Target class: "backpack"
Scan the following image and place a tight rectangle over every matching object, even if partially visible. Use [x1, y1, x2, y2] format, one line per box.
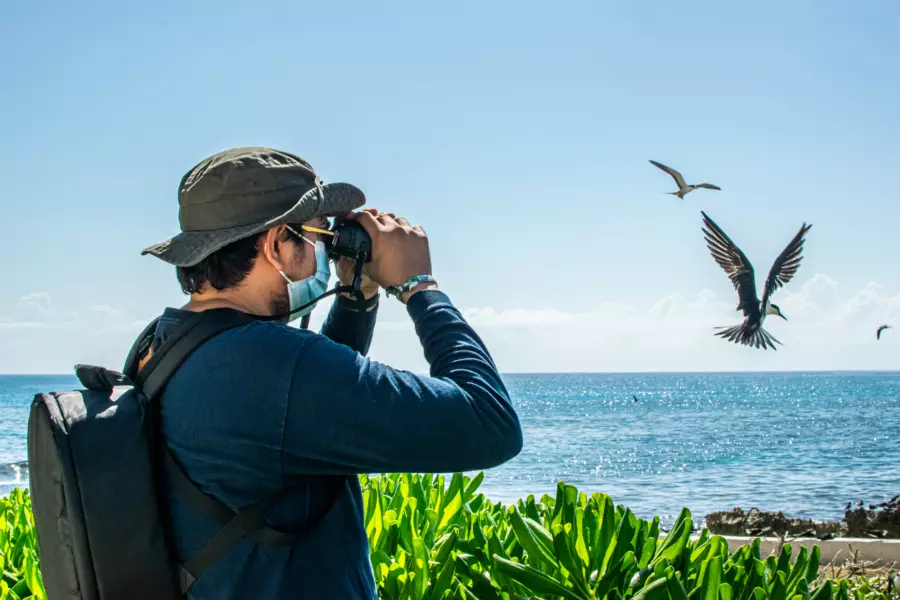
[27, 308, 303, 599]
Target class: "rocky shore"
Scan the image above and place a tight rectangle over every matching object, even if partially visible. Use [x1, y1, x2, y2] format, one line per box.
[705, 495, 900, 539]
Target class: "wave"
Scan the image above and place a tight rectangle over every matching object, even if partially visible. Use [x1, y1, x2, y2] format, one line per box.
[0, 461, 29, 495]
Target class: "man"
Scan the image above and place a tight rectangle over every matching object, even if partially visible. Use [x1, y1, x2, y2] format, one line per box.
[139, 147, 523, 598]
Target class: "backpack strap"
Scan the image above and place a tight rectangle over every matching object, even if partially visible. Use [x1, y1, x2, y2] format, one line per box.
[123, 316, 161, 381]
[134, 308, 303, 593]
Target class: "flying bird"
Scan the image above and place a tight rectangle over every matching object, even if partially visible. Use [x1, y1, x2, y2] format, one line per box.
[702, 211, 812, 350]
[877, 324, 892, 340]
[632, 395, 639, 403]
[649, 160, 721, 199]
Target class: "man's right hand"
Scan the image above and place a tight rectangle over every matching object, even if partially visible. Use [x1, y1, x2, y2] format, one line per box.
[353, 209, 436, 302]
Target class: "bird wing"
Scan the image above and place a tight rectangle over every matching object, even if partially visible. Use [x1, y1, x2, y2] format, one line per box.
[701, 211, 758, 315]
[649, 160, 687, 188]
[696, 183, 721, 190]
[877, 325, 891, 339]
[761, 222, 813, 305]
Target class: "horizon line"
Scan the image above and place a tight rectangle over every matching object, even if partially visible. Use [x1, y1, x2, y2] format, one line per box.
[3, 369, 900, 377]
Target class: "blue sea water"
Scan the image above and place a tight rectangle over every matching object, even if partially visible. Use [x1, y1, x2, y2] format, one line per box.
[1, 372, 897, 525]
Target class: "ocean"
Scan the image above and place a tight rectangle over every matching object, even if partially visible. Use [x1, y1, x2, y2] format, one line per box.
[1, 372, 897, 525]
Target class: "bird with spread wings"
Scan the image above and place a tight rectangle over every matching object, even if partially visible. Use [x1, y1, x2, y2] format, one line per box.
[701, 211, 812, 350]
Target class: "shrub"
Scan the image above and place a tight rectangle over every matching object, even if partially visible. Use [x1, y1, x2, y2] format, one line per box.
[1, 475, 890, 600]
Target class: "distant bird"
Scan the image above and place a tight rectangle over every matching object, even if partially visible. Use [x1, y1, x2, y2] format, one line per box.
[891, 495, 899, 503]
[702, 211, 812, 350]
[632, 395, 639, 403]
[887, 570, 899, 595]
[857, 500, 864, 508]
[845, 502, 852, 510]
[877, 324, 892, 340]
[649, 160, 721, 199]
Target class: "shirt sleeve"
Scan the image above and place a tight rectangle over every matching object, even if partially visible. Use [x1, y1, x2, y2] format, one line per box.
[281, 290, 523, 476]
[318, 293, 379, 355]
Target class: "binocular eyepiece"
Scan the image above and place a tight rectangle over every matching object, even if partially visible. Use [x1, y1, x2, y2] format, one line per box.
[324, 219, 373, 263]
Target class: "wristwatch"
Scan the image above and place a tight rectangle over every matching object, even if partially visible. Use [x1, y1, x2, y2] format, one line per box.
[385, 275, 436, 300]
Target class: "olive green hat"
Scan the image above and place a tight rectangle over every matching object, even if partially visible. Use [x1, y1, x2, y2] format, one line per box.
[142, 146, 365, 267]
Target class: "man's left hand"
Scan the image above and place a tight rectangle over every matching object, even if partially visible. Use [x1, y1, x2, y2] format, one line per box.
[336, 256, 380, 300]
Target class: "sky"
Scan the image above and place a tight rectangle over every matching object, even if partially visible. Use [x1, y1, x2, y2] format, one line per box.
[2, 0, 899, 373]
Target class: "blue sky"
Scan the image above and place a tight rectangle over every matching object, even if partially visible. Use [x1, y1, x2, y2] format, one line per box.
[2, 0, 899, 373]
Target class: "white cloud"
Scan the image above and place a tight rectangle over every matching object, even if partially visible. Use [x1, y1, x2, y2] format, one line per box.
[17, 291, 55, 317]
[367, 274, 900, 373]
[89, 304, 122, 319]
[1, 274, 898, 373]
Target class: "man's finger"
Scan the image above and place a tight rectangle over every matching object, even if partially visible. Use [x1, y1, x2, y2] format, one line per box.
[355, 210, 386, 235]
[396, 217, 410, 228]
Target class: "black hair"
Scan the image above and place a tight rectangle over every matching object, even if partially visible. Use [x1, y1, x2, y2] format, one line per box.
[176, 232, 266, 295]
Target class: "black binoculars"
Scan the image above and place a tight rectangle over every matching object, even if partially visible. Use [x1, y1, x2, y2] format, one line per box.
[324, 219, 373, 263]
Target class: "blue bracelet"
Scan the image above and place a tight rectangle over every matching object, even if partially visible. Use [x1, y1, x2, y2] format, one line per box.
[385, 275, 436, 299]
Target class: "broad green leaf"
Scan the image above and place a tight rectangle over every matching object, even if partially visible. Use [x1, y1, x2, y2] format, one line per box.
[720, 582, 733, 600]
[595, 493, 616, 570]
[602, 507, 636, 578]
[786, 547, 808, 597]
[553, 525, 591, 597]
[432, 529, 458, 565]
[809, 582, 832, 600]
[771, 571, 788, 600]
[411, 537, 429, 600]
[667, 571, 690, 600]
[633, 577, 670, 600]
[835, 580, 849, 600]
[438, 491, 463, 533]
[427, 558, 456, 600]
[805, 547, 820, 584]
[492, 556, 588, 600]
[698, 556, 723, 600]
[638, 538, 662, 569]
[574, 507, 590, 569]
[796, 579, 811, 600]
[508, 507, 557, 569]
[654, 510, 693, 567]
[776, 545, 792, 577]
[463, 473, 484, 500]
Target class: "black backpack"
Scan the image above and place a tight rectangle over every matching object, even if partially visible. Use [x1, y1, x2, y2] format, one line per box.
[27, 309, 303, 599]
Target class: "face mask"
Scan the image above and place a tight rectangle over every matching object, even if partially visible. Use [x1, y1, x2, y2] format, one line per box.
[279, 234, 331, 321]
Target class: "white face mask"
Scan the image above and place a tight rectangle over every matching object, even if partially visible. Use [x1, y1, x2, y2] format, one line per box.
[279, 228, 331, 321]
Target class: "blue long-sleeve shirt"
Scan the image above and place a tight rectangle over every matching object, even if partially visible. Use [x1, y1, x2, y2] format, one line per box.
[149, 290, 523, 599]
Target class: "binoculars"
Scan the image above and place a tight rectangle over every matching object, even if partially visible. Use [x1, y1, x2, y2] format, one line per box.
[324, 219, 373, 263]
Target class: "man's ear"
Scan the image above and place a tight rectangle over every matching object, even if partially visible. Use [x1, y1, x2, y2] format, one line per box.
[260, 226, 288, 273]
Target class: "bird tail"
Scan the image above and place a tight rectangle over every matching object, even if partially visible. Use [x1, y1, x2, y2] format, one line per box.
[713, 323, 782, 351]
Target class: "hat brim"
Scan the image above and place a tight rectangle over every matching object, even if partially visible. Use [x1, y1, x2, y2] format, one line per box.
[142, 182, 365, 267]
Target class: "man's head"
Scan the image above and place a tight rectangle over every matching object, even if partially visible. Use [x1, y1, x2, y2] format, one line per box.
[144, 147, 365, 316]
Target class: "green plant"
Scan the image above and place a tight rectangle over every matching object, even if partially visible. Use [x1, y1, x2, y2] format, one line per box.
[359, 473, 846, 600]
[1, 475, 873, 600]
[1, 488, 44, 600]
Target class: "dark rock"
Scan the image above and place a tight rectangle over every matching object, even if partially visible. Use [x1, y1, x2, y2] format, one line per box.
[844, 495, 900, 538]
[705, 507, 841, 539]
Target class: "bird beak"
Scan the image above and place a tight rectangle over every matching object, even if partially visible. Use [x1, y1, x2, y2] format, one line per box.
[778, 312, 788, 321]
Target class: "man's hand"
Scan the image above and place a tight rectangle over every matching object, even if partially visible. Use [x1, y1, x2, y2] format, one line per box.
[354, 209, 436, 303]
[335, 256, 380, 300]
